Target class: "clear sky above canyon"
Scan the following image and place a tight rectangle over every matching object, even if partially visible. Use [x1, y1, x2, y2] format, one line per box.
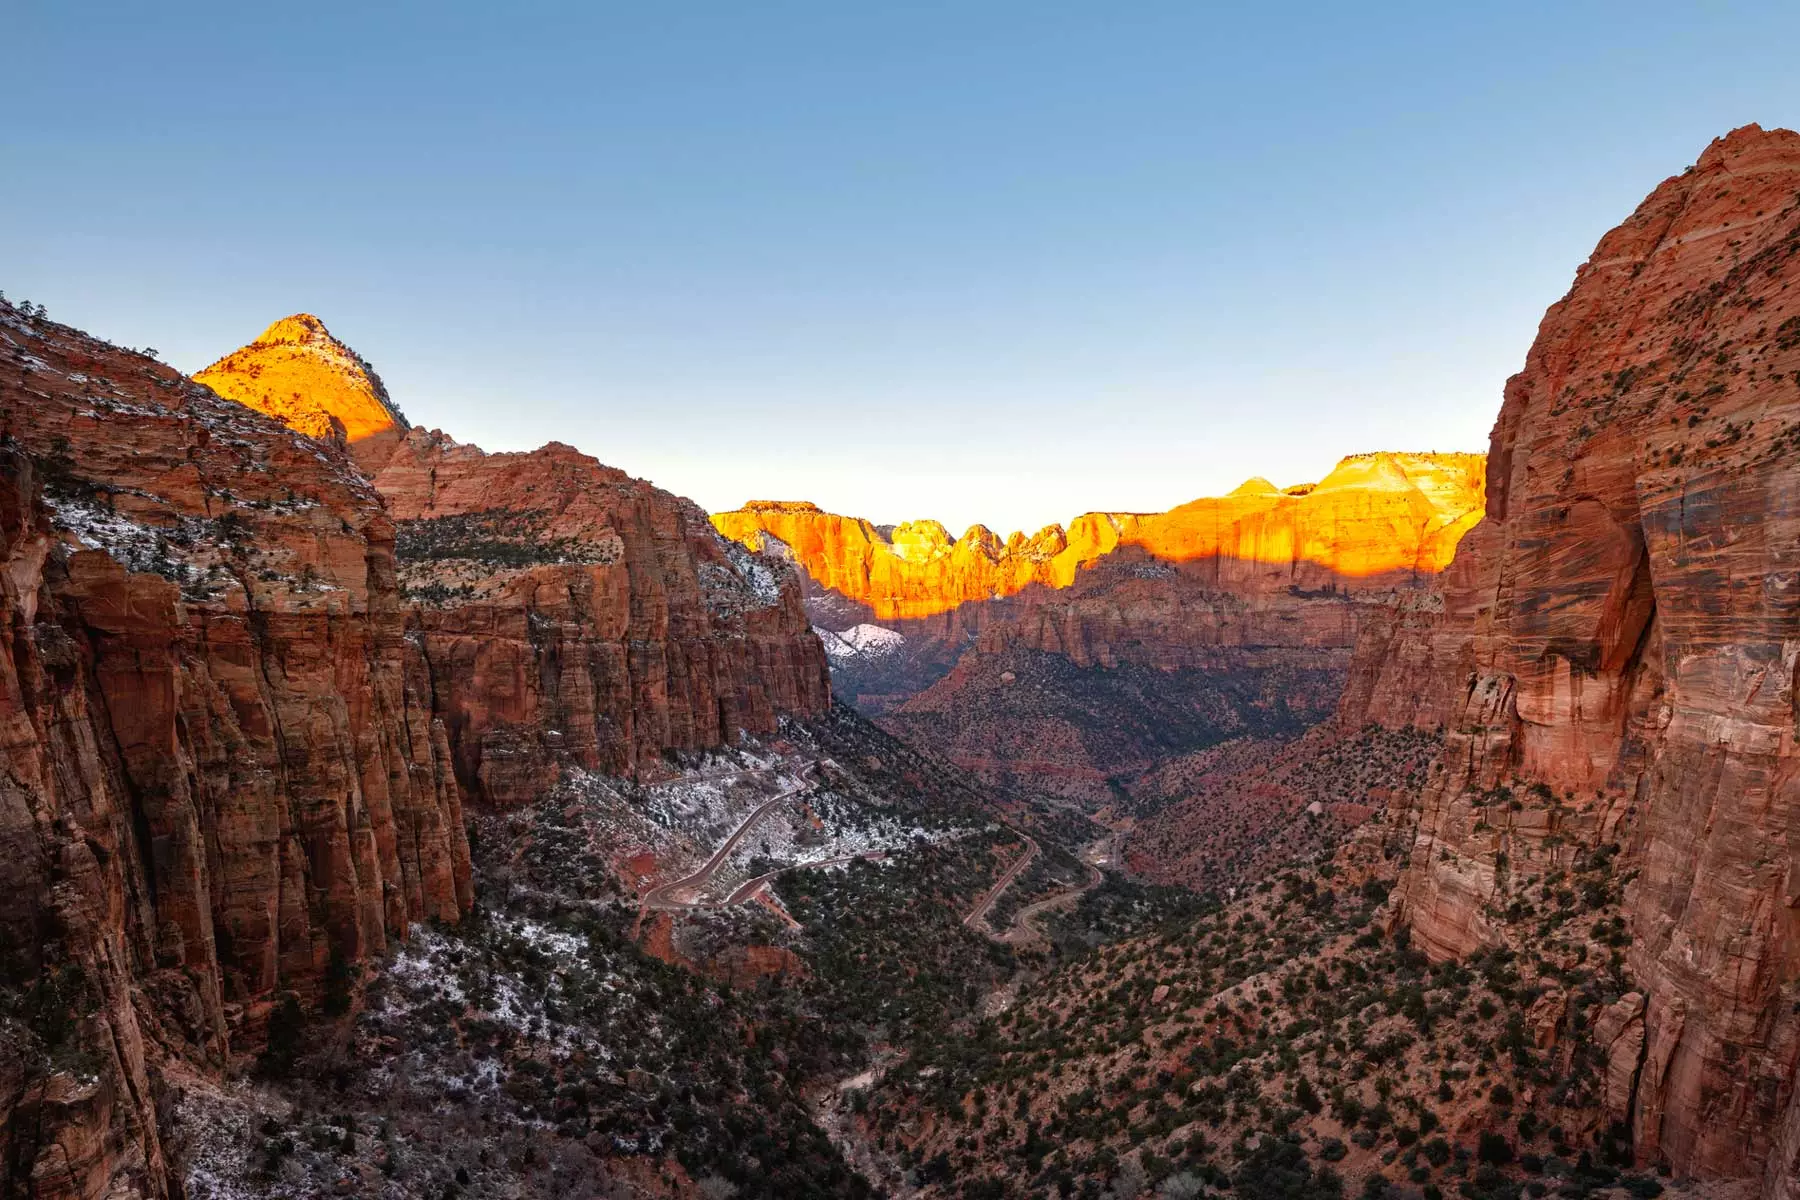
[10, 1, 1800, 533]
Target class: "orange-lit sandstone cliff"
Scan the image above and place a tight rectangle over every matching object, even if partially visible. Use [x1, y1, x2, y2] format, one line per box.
[713, 450, 1485, 624]
[194, 313, 409, 471]
[716, 455, 1485, 799]
[1344, 124, 1800, 1195]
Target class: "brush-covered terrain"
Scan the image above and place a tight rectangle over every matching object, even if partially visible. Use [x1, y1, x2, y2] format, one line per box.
[839, 805, 1680, 1200]
[161, 706, 1142, 1200]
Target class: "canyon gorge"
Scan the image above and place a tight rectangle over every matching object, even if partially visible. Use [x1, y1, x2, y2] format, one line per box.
[5, 123, 1800, 1200]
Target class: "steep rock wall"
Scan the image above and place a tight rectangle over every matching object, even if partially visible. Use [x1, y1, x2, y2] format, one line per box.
[713, 451, 1485, 624]
[0, 300, 470, 1198]
[1357, 125, 1800, 1194]
[369, 430, 832, 803]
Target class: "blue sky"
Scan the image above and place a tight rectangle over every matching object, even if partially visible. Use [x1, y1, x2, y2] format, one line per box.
[9, 2, 1800, 533]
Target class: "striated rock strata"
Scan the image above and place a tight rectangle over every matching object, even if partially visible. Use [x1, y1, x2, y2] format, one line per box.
[723, 459, 1484, 799]
[195, 313, 409, 471]
[0, 299, 470, 1198]
[369, 430, 831, 803]
[714, 451, 1485, 624]
[1349, 125, 1800, 1195]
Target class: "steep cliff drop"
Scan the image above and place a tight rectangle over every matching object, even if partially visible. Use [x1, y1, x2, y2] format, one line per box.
[1349, 124, 1800, 1194]
[369, 429, 832, 804]
[0, 301, 833, 1198]
[0, 300, 470, 1198]
[197, 320, 833, 806]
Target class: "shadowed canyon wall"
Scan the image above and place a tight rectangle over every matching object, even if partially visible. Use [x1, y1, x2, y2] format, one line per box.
[370, 429, 831, 804]
[716, 454, 1486, 800]
[0, 302, 470, 1198]
[197, 315, 833, 807]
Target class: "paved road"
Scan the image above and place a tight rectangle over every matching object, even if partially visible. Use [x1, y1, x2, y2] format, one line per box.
[963, 833, 1040, 932]
[722, 851, 887, 905]
[996, 835, 1112, 945]
[641, 771, 811, 910]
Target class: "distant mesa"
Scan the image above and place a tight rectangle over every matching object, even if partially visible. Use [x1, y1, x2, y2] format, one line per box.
[195, 313, 409, 471]
[712, 450, 1486, 622]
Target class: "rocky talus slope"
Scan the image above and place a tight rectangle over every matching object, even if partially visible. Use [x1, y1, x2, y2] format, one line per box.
[194, 313, 409, 471]
[1344, 124, 1800, 1194]
[0, 300, 470, 1199]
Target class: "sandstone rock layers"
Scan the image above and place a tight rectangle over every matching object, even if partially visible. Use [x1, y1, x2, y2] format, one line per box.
[713, 450, 1485, 624]
[716, 459, 1484, 798]
[195, 313, 409, 471]
[0, 298, 832, 1197]
[0, 300, 470, 1198]
[1353, 126, 1800, 1194]
[198, 315, 832, 805]
[372, 430, 831, 803]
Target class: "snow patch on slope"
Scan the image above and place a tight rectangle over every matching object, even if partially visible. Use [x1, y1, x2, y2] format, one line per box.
[817, 623, 905, 663]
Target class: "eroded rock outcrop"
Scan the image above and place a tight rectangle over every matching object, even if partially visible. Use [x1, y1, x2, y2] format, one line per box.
[0, 299, 470, 1198]
[720, 459, 1483, 798]
[1355, 125, 1800, 1194]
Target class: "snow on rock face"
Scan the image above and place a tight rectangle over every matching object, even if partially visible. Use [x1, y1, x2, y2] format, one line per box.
[708, 537, 788, 613]
[817, 623, 905, 663]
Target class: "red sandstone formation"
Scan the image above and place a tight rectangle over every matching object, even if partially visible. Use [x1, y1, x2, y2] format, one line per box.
[716, 460, 1488, 790]
[368, 429, 831, 802]
[195, 316, 832, 804]
[1348, 125, 1800, 1193]
[0, 300, 469, 1198]
[0, 300, 829, 1197]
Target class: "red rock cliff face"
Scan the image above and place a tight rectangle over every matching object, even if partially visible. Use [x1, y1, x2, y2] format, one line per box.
[369, 430, 831, 804]
[1357, 126, 1800, 1194]
[0, 300, 470, 1198]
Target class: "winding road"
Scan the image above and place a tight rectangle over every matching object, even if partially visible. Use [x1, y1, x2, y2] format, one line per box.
[995, 835, 1112, 944]
[965, 832, 1115, 943]
[641, 771, 812, 910]
[962, 833, 1040, 932]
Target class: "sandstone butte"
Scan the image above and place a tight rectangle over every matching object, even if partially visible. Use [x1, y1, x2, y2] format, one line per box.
[1339, 124, 1800, 1195]
[194, 313, 409, 471]
[711, 449, 1487, 624]
[0, 299, 827, 1198]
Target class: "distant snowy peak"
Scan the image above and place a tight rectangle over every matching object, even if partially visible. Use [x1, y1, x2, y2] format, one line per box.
[817, 623, 905, 663]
